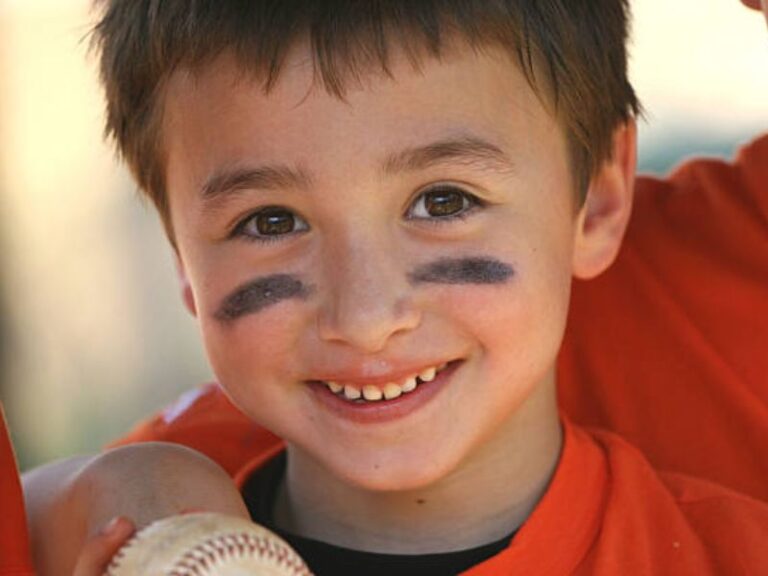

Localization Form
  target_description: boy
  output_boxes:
[21,1,768,574]
[105,0,768,504]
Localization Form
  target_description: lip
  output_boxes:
[309,360,449,388]
[308,359,462,424]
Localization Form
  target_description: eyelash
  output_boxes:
[230,207,306,244]
[230,185,484,243]
[406,185,485,224]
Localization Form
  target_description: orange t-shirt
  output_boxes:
[463,419,768,575]
[559,134,768,501]
[111,384,281,477]
[0,406,35,576]
[119,413,768,574]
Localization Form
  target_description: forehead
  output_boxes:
[161,42,564,195]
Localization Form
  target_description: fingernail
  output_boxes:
[100,516,123,536]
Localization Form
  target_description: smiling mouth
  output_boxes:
[309,361,455,404]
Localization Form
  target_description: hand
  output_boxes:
[72,517,134,576]
[25,444,247,575]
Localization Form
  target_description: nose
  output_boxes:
[316,232,421,353]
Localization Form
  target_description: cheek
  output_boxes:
[184,253,308,380]
[197,310,319,444]
[435,249,572,375]
[453,273,569,346]
[198,306,306,393]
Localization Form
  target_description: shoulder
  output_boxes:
[659,469,768,570]
[587,427,768,572]
[106,383,281,477]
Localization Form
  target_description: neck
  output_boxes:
[273,378,562,554]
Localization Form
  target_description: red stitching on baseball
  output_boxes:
[166,531,312,575]
[107,525,313,576]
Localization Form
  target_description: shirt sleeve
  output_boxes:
[106,383,281,478]
[558,133,768,502]
[0,405,35,576]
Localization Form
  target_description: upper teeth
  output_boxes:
[419,367,436,382]
[325,363,447,402]
[383,382,403,400]
[343,384,361,400]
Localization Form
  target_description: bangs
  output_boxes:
[91,0,639,238]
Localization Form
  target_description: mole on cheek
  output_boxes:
[214,274,312,322]
[408,257,514,285]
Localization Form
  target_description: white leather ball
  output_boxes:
[104,512,313,576]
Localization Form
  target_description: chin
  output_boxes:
[318,443,467,494]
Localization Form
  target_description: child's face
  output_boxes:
[164,43,579,491]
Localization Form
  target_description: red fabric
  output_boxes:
[133,413,768,574]
[559,134,768,501]
[464,420,768,575]
[111,383,768,574]
[0,406,35,576]
[108,384,282,477]
[115,411,768,573]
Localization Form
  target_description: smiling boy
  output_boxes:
[105,0,637,500]
[19,1,768,574]
[136,2,632,550]
[167,42,578,502]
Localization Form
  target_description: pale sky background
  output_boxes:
[1,0,766,468]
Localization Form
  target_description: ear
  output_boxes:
[175,255,198,317]
[572,120,637,280]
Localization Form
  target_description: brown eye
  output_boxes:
[237,206,309,241]
[428,189,466,216]
[256,208,294,234]
[409,186,478,220]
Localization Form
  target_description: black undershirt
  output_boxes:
[241,452,516,575]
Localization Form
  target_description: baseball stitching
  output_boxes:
[106,527,313,576]
[168,531,312,576]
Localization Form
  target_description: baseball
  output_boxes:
[104,512,313,576]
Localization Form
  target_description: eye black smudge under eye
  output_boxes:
[408,257,514,285]
[215,274,312,322]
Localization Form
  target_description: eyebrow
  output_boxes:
[383,136,515,176]
[199,135,512,203]
[201,164,312,202]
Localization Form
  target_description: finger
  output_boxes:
[72,516,135,576]
[740,0,760,10]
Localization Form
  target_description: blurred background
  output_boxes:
[1,0,767,470]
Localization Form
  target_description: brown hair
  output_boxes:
[90,0,640,240]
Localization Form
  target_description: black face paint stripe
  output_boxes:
[408,257,514,285]
[215,274,312,322]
